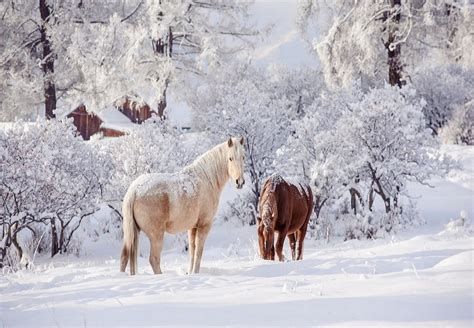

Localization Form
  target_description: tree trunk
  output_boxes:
[59,221,65,254]
[350,187,363,215]
[39,0,57,119]
[368,184,375,211]
[50,219,59,257]
[0,232,11,269]
[153,6,173,119]
[368,163,391,214]
[157,80,168,119]
[386,0,404,87]
[0,247,6,269]
[314,195,327,219]
[11,232,23,261]
[247,153,260,226]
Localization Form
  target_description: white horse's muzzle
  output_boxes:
[236,178,245,189]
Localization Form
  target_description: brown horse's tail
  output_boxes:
[121,186,139,275]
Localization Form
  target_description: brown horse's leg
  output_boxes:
[192,223,212,273]
[275,231,286,262]
[149,233,164,274]
[288,233,296,261]
[257,224,265,259]
[120,244,129,272]
[296,228,308,260]
[188,228,197,273]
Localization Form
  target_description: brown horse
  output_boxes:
[257,174,313,261]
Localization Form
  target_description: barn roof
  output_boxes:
[96,106,135,132]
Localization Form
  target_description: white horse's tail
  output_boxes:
[121,186,139,275]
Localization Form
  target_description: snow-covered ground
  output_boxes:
[1,146,473,327]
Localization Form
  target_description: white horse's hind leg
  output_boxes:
[192,224,212,274]
[120,244,129,272]
[149,233,164,274]
[188,228,197,273]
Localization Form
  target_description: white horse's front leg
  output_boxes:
[187,227,197,274]
[192,223,212,274]
[149,233,164,274]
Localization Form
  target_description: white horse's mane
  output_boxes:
[183,142,228,190]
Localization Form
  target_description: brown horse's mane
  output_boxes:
[259,175,282,228]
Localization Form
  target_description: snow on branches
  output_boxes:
[0,119,111,267]
[287,85,450,239]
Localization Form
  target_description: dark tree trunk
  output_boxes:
[11,233,23,260]
[349,187,363,215]
[368,163,391,214]
[153,5,173,119]
[368,185,375,211]
[0,247,6,269]
[247,151,261,226]
[157,80,168,119]
[59,221,65,254]
[313,195,327,219]
[386,0,404,87]
[50,219,59,257]
[39,0,57,119]
[0,232,11,269]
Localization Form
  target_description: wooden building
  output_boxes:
[67,105,106,140]
[116,96,154,124]
[67,97,154,140]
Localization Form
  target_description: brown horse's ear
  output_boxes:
[227,138,233,147]
[239,136,244,145]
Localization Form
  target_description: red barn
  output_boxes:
[67,96,154,140]
[67,105,105,140]
[115,95,154,124]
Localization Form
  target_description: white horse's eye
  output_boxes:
[229,157,233,161]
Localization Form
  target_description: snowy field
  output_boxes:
[1,146,473,327]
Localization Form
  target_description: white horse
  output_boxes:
[120,137,245,275]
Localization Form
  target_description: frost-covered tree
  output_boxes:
[287,85,449,239]
[412,64,473,134]
[1,1,254,119]
[439,100,474,145]
[0,119,111,266]
[298,0,473,89]
[66,0,256,117]
[0,0,143,120]
[0,0,62,119]
[279,88,363,218]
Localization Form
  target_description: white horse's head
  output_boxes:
[226,137,245,189]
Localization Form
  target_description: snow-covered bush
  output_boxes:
[220,192,257,227]
[0,119,111,268]
[412,65,473,134]
[439,100,474,145]
[288,85,448,239]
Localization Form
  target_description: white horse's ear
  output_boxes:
[239,136,244,145]
[227,138,233,147]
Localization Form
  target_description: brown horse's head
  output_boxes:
[257,204,275,260]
